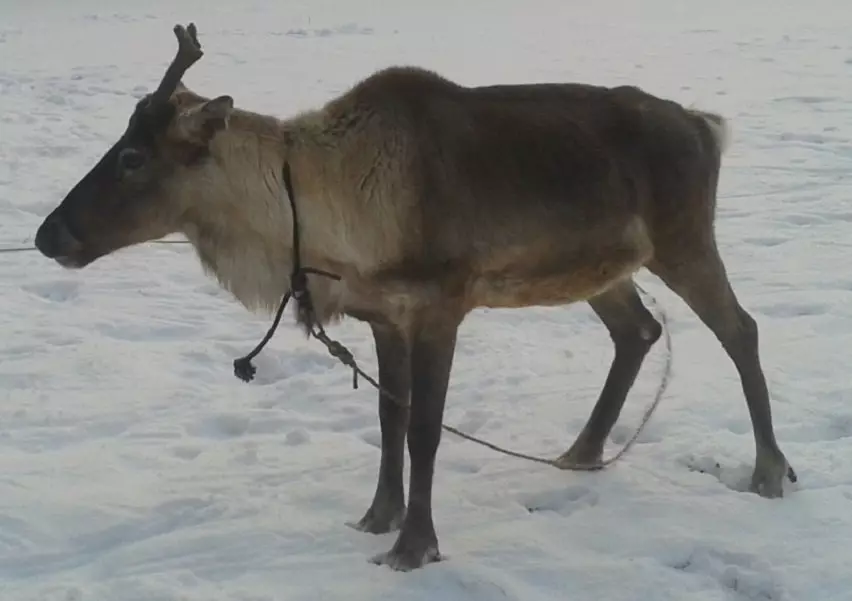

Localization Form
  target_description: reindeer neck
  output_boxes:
[180,110,351,317]
[178,119,293,314]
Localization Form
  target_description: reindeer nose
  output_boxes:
[35,214,78,259]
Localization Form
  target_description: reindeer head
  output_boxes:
[34,23,235,268]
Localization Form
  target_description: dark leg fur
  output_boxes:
[556,279,662,467]
[371,317,459,571]
[349,323,410,534]
[649,247,795,497]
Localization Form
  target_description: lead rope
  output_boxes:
[232,164,673,471]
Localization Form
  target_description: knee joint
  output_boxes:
[738,309,758,341]
[727,307,759,354]
[614,316,662,349]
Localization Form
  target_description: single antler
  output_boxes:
[150,23,203,105]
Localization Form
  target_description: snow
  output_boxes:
[1,0,851,599]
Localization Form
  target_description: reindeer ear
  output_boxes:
[201,95,234,121]
[175,95,234,144]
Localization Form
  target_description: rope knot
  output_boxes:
[325,340,354,367]
[314,336,359,389]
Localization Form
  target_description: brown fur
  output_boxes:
[34,27,794,572]
[171,69,693,334]
[35,68,718,331]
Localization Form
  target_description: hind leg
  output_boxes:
[556,279,662,467]
[649,246,795,498]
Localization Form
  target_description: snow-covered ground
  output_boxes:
[2,0,851,599]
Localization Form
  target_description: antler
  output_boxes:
[150,23,203,105]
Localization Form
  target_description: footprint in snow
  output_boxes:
[678,454,798,496]
[95,321,199,342]
[22,280,80,302]
[285,429,310,446]
[611,421,662,445]
[454,409,491,436]
[521,484,599,516]
[742,235,788,248]
[667,546,786,600]
[56,497,223,569]
[773,95,839,106]
[784,413,852,444]
[823,415,852,441]
[447,459,482,474]
[360,428,381,449]
[780,213,827,227]
[756,301,828,319]
[185,413,251,439]
[679,454,749,492]
[171,445,203,460]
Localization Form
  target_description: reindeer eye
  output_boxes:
[118,148,146,172]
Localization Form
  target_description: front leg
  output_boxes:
[371,318,459,571]
[349,323,410,534]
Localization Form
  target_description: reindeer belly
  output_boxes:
[467,215,652,309]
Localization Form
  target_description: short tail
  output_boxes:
[688,109,731,156]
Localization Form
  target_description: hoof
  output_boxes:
[346,505,405,535]
[750,452,797,499]
[554,444,604,471]
[370,544,442,572]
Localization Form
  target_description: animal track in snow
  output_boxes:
[454,409,491,436]
[779,213,829,227]
[521,485,599,516]
[95,322,200,342]
[756,301,829,319]
[359,428,381,449]
[611,421,663,445]
[725,419,751,436]
[783,413,852,444]
[21,280,80,303]
[446,459,482,474]
[742,235,789,248]
[0,334,80,359]
[280,23,375,38]
[667,546,787,600]
[171,445,203,461]
[284,429,311,446]
[676,454,795,496]
[185,413,251,439]
[773,95,840,105]
[0,498,225,580]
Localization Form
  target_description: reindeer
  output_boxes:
[34,23,796,571]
